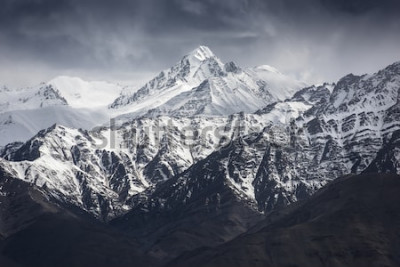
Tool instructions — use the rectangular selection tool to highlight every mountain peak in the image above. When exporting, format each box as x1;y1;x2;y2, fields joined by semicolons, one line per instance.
186;45;215;62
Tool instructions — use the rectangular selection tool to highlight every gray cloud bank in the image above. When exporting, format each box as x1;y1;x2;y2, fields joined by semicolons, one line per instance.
0;0;399;87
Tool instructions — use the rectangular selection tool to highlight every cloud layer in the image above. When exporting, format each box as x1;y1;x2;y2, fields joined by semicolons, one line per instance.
1;0;399;87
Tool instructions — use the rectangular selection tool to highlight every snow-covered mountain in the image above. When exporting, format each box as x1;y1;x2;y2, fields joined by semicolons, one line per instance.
1;61;400;221
0;83;68;113
0;114;274;219
0;46;304;146
110;46;306;117
0;77;125;146
1;50;400;265
0;77;123;112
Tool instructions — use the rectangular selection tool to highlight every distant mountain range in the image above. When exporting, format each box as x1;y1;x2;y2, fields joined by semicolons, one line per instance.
1;46;400;267
0;46;305;146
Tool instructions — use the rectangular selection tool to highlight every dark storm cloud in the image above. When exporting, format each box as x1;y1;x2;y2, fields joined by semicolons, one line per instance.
0;0;399;87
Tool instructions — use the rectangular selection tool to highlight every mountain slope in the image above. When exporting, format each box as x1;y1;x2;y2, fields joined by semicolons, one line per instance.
111;152;263;261
170;173;400;267
0;106;109;146
0;167;155;267
364;129;400;173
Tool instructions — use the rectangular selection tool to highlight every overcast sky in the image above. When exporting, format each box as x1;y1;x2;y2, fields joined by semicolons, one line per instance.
1;0;400;88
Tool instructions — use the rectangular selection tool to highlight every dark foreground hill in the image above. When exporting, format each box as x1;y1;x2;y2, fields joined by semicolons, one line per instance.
0;168;156;267
2;163;400;267
169;173;400;267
